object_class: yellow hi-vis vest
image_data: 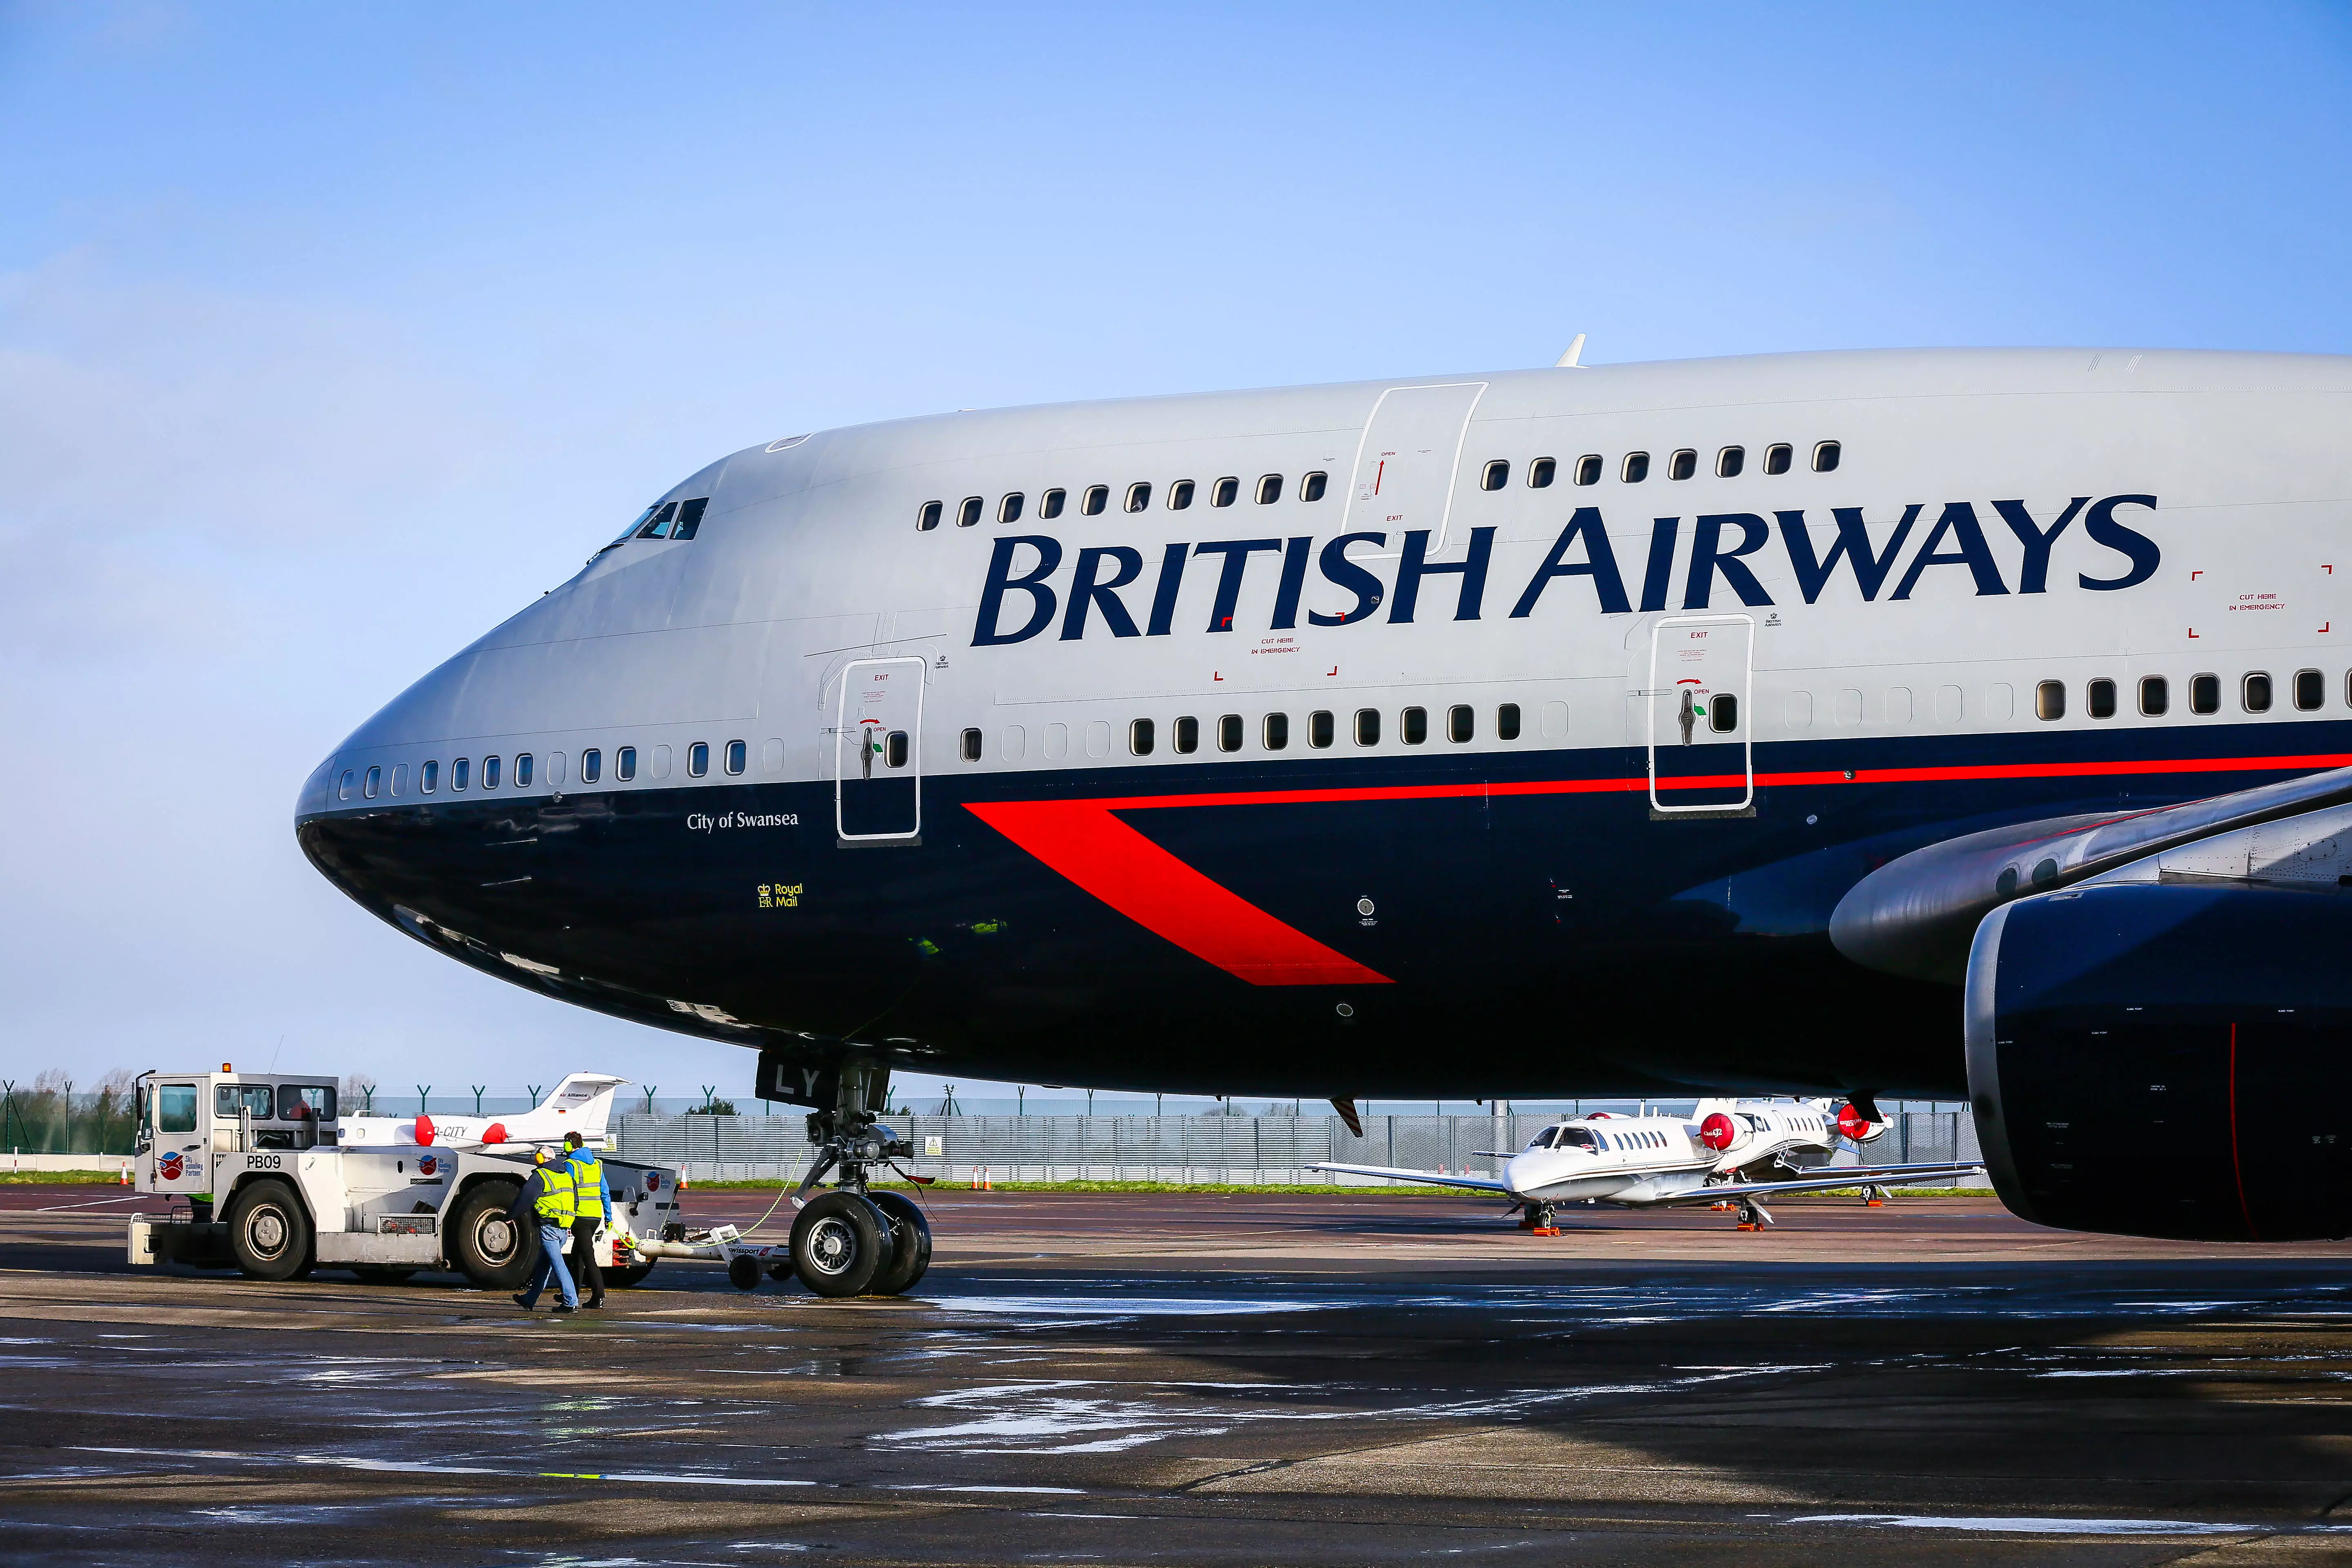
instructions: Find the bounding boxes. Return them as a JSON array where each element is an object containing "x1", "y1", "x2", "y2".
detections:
[
  {"x1": 567, "y1": 1152, "x2": 605, "y2": 1221},
  {"x1": 534, "y1": 1161, "x2": 577, "y2": 1223}
]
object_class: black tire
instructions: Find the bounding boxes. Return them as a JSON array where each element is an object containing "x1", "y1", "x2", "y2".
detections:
[
  {"x1": 866, "y1": 1191, "x2": 932, "y2": 1296},
  {"x1": 609, "y1": 1262, "x2": 654, "y2": 1289},
  {"x1": 226, "y1": 1178, "x2": 311, "y2": 1282},
  {"x1": 767, "y1": 1261, "x2": 793, "y2": 1282},
  {"x1": 727, "y1": 1254, "x2": 762, "y2": 1291},
  {"x1": 351, "y1": 1266, "x2": 418, "y2": 1285},
  {"x1": 789, "y1": 1191, "x2": 887, "y2": 1297},
  {"x1": 449, "y1": 1179, "x2": 535, "y2": 1291}
]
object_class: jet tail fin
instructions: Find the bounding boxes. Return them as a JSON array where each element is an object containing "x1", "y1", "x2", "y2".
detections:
[{"x1": 505, "y1": 1073, "x2": 628, "y2": 1143}]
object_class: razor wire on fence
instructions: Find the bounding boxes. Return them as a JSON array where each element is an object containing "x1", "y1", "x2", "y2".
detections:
[{"x1": 613, "y1": 1111, "x2": 1986, "y2": 1186}]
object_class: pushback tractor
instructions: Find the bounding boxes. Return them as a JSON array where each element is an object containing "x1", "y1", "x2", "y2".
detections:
[{"x1": 125, "y1": 1067, "x2": 682, "y2": 1289}]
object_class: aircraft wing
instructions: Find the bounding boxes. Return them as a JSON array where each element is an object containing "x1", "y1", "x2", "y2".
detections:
[
  {"x1": 1307, "y1": 1162, "x2": 1514, "y2": 1195},
  {"x1": 1637, "y1": 1162, "x2": 1985, "y2": 1207}
]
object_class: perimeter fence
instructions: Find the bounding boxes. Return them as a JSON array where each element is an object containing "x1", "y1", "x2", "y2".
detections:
[{"x1": 614, "y1": 1110, "x2": 1985, "y2": 1186}]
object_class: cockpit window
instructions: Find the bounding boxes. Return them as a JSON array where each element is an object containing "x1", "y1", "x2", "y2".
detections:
[
  {"x1": 1555, "y1": 1127, "x2": 1599, "y2": 1151},
  {"x1": 637, "y1": 501, "x2": 680, "y2": 539},
  {"x1": 671, "y1": 498, "x2": 708, "y2": 541}
]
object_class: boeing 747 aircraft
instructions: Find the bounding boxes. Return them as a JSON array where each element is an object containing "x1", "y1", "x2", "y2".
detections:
[{"x1": 298, "y1": 348, "x2": 2352, "y2": 1284}]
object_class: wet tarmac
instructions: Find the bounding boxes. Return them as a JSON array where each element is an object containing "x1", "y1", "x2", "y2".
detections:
[{"x1": 3, "y1": 1183, "x2": 2352, "y2": 1564}]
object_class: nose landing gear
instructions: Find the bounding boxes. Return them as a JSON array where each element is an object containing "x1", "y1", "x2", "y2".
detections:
[{"x1": 760, "y1": 1051, "x2": 933, "y2": 1297}]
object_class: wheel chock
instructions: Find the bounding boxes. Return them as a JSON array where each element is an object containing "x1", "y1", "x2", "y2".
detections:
[{"x1": 1529, "y1": 1225, "x2": 1561, "y2": 1237}]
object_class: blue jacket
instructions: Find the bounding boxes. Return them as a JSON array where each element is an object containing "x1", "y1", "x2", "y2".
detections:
[{"x1": 565, "y1": 1150, "x2": 613, "y2": 1222}]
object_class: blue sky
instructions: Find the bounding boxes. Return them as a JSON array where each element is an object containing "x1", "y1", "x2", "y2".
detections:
[{"x1": 2, "y1": 2, "x2": 2349, "y2": 1099}]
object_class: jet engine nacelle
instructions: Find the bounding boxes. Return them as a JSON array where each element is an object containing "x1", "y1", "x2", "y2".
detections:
[{"x1": 1967, "y1": 882, "x2": 2352, "y2": 1241}]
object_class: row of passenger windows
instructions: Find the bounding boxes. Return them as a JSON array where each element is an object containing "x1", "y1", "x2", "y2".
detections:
[
  {"x1": 920, "y1": 472, "x2": 1327, "y2": 531},
  {"x1": 1482, "y1": 440, "x2": 1840, "y2": 491},
  {"x1": 957, "y1": 703, "x2": 1525, "y2": 762},
  {"x1": 2031, "y1": 668, "x2": 2351, "y2": 722},
  {"x1": 916, "y1": 442, "x2": 1841, "y2": 531},
  {"x1": 335, "y1": 738, "x2": 754, "y2": 801}
]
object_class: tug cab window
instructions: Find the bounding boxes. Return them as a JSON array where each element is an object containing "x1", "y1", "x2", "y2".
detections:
[
  {"x1": 216, "y1": 1083, "x2": 273, "y2": 1120},
  {"x1": 156, "y1": 1083, "x2": 197, "y2": 1134}
]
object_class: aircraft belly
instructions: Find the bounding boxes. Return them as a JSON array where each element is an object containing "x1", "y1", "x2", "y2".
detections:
[{"x1": 296, "y1": 717, "x2": 2352, "y2": 1100}]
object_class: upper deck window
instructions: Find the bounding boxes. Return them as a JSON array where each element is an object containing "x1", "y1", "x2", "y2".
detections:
[
  {"x1": 1668, "y1": 449, "x2": 1697, "y2": 480},
  {"x1": 1256, "y1": 474, "x2": 1283, "y2": 504},
  {"x1": 1528, "y1": 457, "x2": 1557, "y2": 488},
  {"x1": 917, "y1": 500, "x2": 942, "y2": 532},
  {"x1": 1621, "y1": 452, "x2": 1650, "y2": 483},
  {"x1": 1212, "y1": 477, "x2": 1239, "y2": 508},
  {"x1": 1574, "y1": 454, "x2": 1603, "y2": 486},
  {"x1": 1126, "y1": 482, "x2": 1152, "y2": 513},
  {"x1": 1813, "y1": 440, "x2": 1841, "y2": 472},
  {"x1": 1764, "y1": 443, "x2": 1793, "y2": 475},
  {"x1": 1082, "y1": 485, "x2": 1109, "y2": 517},
  {"x1": 1040, "y1": 488, "x2": 1067, "y2": 520},
  {"x1": 1481, "y1": 460, "x2": 1509, "y2": 491},
  {"x1": 956, "y1": 496, "x2": 983, "y2": 528},
  {"x1": 1169, "y1": 480, "x2": 1195, "y2": 510},
  {"x1": 999, "y1": 492, "x2": 1025, "y2": 524},
  {"x1": 1301, "y1": 471, "x2": 1328, "y2": 501},
  {"x1": 1717, "y1": 446, "x2": 1744, "y2": 477}
]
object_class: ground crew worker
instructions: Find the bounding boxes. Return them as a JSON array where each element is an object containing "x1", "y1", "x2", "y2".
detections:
[
  {"x1": 564, "y1": 1130, "x2": 610, "y2": 1310},
  {"x1": 508, "y1": 1147, "x2": 579, "y2": 1313}
]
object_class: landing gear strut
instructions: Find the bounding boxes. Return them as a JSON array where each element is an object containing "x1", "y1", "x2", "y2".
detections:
[
  {"x1": 757, "y1": 1051, "x2": 932, "y2": 1297},
  {"x1": 1517, "y1": 1200, "x2": 1561, "y2": 1237}
]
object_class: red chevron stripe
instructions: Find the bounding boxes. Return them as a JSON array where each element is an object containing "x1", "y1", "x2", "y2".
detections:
[{"x1": 967, "y1": 750, "x2": 2352, "y2": 985}]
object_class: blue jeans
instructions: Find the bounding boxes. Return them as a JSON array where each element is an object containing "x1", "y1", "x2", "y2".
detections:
[{"x1": 520, "y1": 1221, "x2": 580, "y2": 1307}]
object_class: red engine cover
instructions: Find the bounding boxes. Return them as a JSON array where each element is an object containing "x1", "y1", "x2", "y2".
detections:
[
  {"x1": 480, "y1": 1122, "x2": 508, "y2": 1145},
  {"x1": 1698, "y1": 1111, "x2": 1737, "y2": 1151},
  {"x1": 1836, "y1": 1102, "x2": 1882, "y2": 1142},
  {"x1": 413, "y1": 1113, "x2": 436, "y2": 1146}
]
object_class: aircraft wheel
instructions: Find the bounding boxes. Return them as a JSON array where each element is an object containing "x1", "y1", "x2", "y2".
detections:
[
  {"x1": 789, "y1": 1192, "x2": 887, "y2": 1297},
  {"x1": 226, "y1": 1178, "x2": 312, "y2": 1282},
  {"x1": 728, "y1": 1254, "x2": 762, "y2": 1291},
  {"x1": 351, "y1": 1266, "x2": 418, "y2": 1285},
  {"x1": 450, "y1": 1179, "x2": 534, "y2": 1291},
  {"x1": 608, "y1": 1262, "x2": 655, "y2": 1289},
  {"x1": 866, "y1": 1191, "x2": 932, "y2": 1296}
]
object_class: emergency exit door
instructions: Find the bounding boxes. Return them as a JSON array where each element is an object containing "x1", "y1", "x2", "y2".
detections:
[
  {"x1": 1647, "y1": 615, "x2": 1754, "y2": 813},
  {"x1": 835, "y1": 657, "x2": 924, "y2": 843},
  {"x1": 1343, "y1": 381, "x2": 1488, "y2": 551}
]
